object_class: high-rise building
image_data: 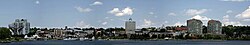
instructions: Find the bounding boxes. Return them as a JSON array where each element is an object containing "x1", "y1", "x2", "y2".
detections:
[
  {"x1": 207, "y1": 20, "x2": 222, "y2": 34},
  {"x1": 187, "y1": 19, "x2": 203, "y2": 34},
  {"x1": 125, "y1": 18, "x2": 136, "y2": 34},
  {"x1": 9, "y1": 19, "x2": 30, "y2": 35}
]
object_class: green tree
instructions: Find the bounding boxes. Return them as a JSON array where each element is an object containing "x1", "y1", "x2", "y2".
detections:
[
  {"x1": 223, "y1": 25, "x2": 235, "y2": 37},
  {"x1": 27, "y1": 27, "x2": 38, "y2": 35},
  {"x1": 0, "y1": 27, "x2": 11, "y2": 39}
]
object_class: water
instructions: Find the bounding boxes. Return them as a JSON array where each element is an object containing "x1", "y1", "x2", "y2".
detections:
[{"x1": 1, "y1": 40, "x2": 250, "y2": 45}]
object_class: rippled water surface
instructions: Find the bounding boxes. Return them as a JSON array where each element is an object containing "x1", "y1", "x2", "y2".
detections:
[{"x1": 1, "y1": 40, "x2": 250, "y2": 45}]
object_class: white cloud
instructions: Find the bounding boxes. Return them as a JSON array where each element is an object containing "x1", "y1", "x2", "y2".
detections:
[
  {"x1": 141, "y1": 19, "x2": 153, "y2": 27},
  {"x1": 149, "y1": 12, "x2": 154, "y2": 15},
  {"x1": 75, "y1": 21, "x2": 92, "y2": 28},
  {"x1": 102, "y1": 22, "x2": 107, "y2": 25},
  {"x1": 35, "y1": 0, "x2": 40, "y2": 4},
  {"x1": 186, "y1": 9, "x2": 208, "y2": 16},
  {"x1": 168, "y1": 12, "x2": 176, "y2": 16},
  {"x1": 164, "y1": 21, "x2": 168, "y2": 24},
  {"x1": 90, "y1": 1, "x2": 103, "y2": 6},
  {"x1": 223, "y1": 15, "x2": 230, "y2": 18},
  {"x1": 122, "y1": 7, "x2": 133, "y2": 15},
  {"x1": 190, "y1": 15, "x2": 212, "y2": 25},
  {"x1": 144, "y1": 19, "x2": 152, "y2": 26},
  {"x1": 220, "y1": 0, "x2": 248, "y2": 2},
  {"x1": 174, "y1": 22, "x2": 184, "y2": 26},
  {"x1": 235, "y1": 6, "x2": 250, "y2": 19},
  {"x1": 223, "y1": 15, "x2": 230, "y2": 21},
  {"x1": 75, "y1": 6, "x2": 92, "y2": 13},
  {"x1": 242, "y1": 19, "x2": 250, "y2": 21},
  {"x1": 108, "y1": 7, "x2": 133, "y2": 16},
  {"x1": 224, "y1": 21, "x2": 242, "y2": 26},
  {"x1": 104, "y1": 17, "x2": 109, "y2": 19},
  {"x1": 226, "y1": 10, "x2": 233, "y2": 13},
  {"x1": 190, "y1": 15, "x2": 211, "y2": 21},
  {"x1": 104, "y1": 17, "x2": 114, "y2": 21},
  {"x1": 222, "y1": 15, "x2": 243, "y2": 26}
]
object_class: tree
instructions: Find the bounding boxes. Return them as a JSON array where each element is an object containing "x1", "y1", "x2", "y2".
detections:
[
  {"x1": 223, "y1": 25, "x2": 235, "y2": 37},
  {"x1": 0, "y1": 27, "x2": 11, "y2": 39},
  {"x1": 202, "y1": 26, "x2": 207, "y2": 33},
  {"x1": 141, "y1": 28, "x2": 147, "y2": 31},
  {"x1": 27, "y1": 27, "x2": 38, "y2": 35}
]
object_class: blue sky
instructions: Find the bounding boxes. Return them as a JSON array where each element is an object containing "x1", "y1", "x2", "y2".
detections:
[{"x1": 1, "y1": 0, "x2": 250, "y2": 28}]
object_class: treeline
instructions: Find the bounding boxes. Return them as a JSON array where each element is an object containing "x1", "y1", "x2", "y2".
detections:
[
  {"x1": 0, "y1": 27, "x2": 11, "y2": 39},
  {"x1": 2, "y1": 25, "x2": 250, "y2": 40},
  {"x1": 223, "y1": 25, "x2": 250, "y2": 37}
]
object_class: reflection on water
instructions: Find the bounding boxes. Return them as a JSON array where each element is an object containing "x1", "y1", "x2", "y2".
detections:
[{"x1": 1, "y1": 40, "x2": 250, "y2": 45}]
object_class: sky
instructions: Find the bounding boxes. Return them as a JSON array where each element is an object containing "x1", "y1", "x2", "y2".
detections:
[{"x1": 1, "y1": 0, "x2": 250, "y2": 28}]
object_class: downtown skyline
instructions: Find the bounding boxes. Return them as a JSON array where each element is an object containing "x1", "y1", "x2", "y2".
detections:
[{"x1": 1, "y1": 0, "x2": 250, "y2": 28}]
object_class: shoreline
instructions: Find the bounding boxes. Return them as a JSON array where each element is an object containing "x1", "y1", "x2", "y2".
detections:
[{"x1": 2, "y1": 38, "x2": 250, "y2": 43}]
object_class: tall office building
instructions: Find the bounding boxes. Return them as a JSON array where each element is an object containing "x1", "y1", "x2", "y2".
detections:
[
  {"x1": 125, "y1": 18, "x2": 136, "y2": 34},
  {"x1": 207, "y1": 20, "x2": 222, "y2": 34},
  {"x1": 187, "y1": 19, "x2": 203, "y2": 34},
  {"x1": 9, "y1": 19, "x2": 30, "y2": 35}
]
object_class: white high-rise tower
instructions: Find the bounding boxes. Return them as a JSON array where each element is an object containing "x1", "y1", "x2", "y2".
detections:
[
  {"x1": 9, "y1": 19, "x2": 30, "y2": 35},
  {"x1": 125, "y1": 18, "x2": 136, "y2": 34}
]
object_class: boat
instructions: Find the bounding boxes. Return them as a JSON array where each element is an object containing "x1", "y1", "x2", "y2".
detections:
[
  {"x1": 90, "y1": 36, "x2": 95, "y2": 41},
  {"x1": 24, "y1": 35, "x2": 43, "y2": 41},
  {"x1": 63, "y1": 37, "x2": 78, "y2": 40},
  {"x1": 164, "y1": 37, "x2": 172, "y2": 40},
  {"x1": 79, "y1": 37, "x2": 89, "y2": 41},
  {"x1": 79, "y1": 36, "x2": 95, "y2": 41}
]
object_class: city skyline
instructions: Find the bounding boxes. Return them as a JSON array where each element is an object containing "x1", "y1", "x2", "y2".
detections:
[{"x1": 1, "y1": 0, "x2": 250, "y2": 28}]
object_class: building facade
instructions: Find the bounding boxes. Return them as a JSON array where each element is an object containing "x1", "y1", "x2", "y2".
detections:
[
  {"x1": 187, "y1": 19, "x2": 203, "y2": 34},
  {"x1": 9, "y1": 19, "x2": 30, "y2": 35},
  {"x1": 207, "y1": 20, "x2": 222, "y2": 34},
  {"x1": 125, "y1": 18, "x2": 136, "y2": 34}
]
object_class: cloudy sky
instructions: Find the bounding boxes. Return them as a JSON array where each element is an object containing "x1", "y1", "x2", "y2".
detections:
[{"x1": 1, "y1": 0, "x2": 250, "y2": 28}]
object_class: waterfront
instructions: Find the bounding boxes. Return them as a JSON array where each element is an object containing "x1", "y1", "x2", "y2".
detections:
[{"x1": 1, "y1": 40, "x2": 250, "y2": 45}]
